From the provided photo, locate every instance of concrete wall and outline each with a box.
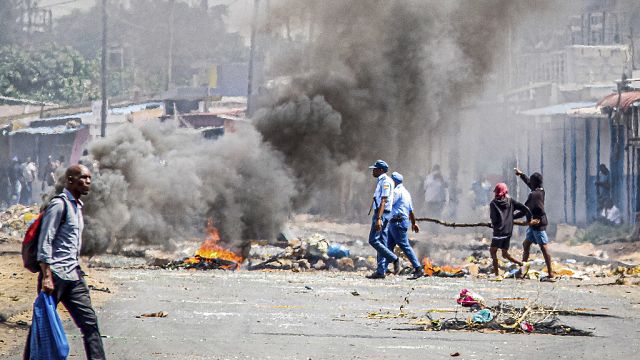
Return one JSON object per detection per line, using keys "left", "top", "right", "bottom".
{"left": 566, "top": 45, "right": 631, "bottom": 84}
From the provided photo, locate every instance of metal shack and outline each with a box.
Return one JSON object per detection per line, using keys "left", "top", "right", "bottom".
{"left": 7, "top": 116, "right": 90, "bottom": 166}
{"left": 597, "top": 90, "right": 640, "bottom": 225}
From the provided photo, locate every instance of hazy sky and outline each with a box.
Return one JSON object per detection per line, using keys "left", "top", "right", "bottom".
{"left": 38, "top": 0, "right": 254, "bottom": 36}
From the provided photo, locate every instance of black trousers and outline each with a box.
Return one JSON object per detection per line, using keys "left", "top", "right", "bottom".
{"left": 24, "top": 269, "right": 106, "bottom": 360}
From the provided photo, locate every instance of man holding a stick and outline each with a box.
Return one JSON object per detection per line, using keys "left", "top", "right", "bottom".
{"left": 489, "top": 183, "right": 532, "bottom": 279}
{"left": 515, "top": 168, "right": 555, "bottom": 282}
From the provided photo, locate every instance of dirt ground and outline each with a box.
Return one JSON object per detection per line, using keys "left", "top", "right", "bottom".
{"left": 0, "top": 236, "right": 113, "bottom": 358}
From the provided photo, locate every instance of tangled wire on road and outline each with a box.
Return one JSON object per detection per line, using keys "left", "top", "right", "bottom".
{"left": 424, "top": 303, "right": 598, "bottom": 336}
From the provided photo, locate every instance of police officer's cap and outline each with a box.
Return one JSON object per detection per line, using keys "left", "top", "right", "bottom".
{"left": 368, "top": 159, "right": 389, "bottom": 172}
{"left": 391, "top": 171, "right": 403, "bottom": 184}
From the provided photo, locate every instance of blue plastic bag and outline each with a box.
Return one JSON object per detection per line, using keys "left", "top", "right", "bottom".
{"left": 30, "top": 292, "right": 69, "bottom": 360}
{"left": 472, "top": 309, "right": 494, "bottom": 324}
{"left": 327, "top": 244, "right": 350, "bottom": 259}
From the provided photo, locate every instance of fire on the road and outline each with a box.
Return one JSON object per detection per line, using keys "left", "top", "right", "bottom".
{"left": 180, "top": 220, "right": 243, "bottom": 270}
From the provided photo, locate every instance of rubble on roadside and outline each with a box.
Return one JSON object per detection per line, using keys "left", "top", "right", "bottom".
{"left": 246, "top": 233, "right": 375, "bottom": 272}
{"left": 379, "top": 288, "right": 600, "bottom": 336}
{"left": 0, "top": 204, "right": 39, "bottom": 239}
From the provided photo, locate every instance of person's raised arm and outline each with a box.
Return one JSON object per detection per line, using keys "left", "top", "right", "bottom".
{"left": 514, "top": 168, "right": 534, "bottom": 191}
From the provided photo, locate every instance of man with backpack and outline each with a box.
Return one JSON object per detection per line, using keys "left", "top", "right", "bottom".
{"left": 24, "top": 164, "right": 106, "bottom": 360}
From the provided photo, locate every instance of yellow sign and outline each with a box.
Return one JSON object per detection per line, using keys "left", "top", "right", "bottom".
{"left": 209, "top": 65, "right": 218, "bottom": 88}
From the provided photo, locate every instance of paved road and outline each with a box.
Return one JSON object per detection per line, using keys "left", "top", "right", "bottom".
{"left": 9, "top": 270, "right": 640, "bottom": 359}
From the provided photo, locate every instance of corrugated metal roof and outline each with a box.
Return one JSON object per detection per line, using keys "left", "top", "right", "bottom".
{"left": 110, "top": 102, "right": 162, "bottom": 115}
{"left": 597, "top": 91, "right": 640, "bottom": 111}
{"left": 567, "top": 106, "right": 605, "bottom": 117}
{"left": 518, "top": 102, "right": 597, "bottom": 116}
{"left": 9, "top": 124, "right": 85, "bottom": 135}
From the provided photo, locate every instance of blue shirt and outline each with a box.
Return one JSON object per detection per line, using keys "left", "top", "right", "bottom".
{"left": 391, "top": 184, "right": 414, "bottom": 218}
{"left": 372, "top": 173, "right": 394, "bottom": 219}
{"left": 37, "top": 189, "right": 84, "bottom": 281}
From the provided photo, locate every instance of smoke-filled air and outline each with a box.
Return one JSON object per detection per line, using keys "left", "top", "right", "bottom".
{"left": 253, "top": 0, "right": 564, "bottom": 220}
{"left": 79, "top": 123, "right": 295, "bottom": 255}
{"left": 73, "top": 0, "right": 569, "bottom": 252}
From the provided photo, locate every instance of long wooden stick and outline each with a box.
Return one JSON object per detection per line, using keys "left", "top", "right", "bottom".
{"left": 415, "top": 218, "right": 531, "bottom": 228}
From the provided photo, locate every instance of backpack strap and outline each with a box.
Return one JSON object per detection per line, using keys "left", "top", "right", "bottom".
{"left": 48, "top": 194, "right": 68, "bottom": 226}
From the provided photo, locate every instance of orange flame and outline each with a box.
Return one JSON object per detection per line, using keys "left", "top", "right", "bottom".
{"left": 184, "top": 220, "right": 243, "bottom": 267}
{"left": 422, "top": 257, "right": 462, "bottom": 276}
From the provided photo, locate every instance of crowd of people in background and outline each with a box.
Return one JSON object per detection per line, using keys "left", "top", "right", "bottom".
{"left": 0, "top": 155, "right": 65, "bottom": 208}
{"left": 421, "top": 162, "right": 622, "bottom": 229}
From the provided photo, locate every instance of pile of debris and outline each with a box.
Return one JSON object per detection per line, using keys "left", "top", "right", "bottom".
{"left": 0, "top": 204, "right": 39, "bottom": 241}
{"left": 609, "top": 265, "right": 640, "bottom": 285}
{"left": 374, "top": 289, "right": 598, "bottom": 336}
{"left": 422, "top": 303, "right": 594, "bottom": 336}
{"left": 418, "top": 288, "right": 596, "bottom": 335}
{"left": 246, "top": 233, "right": 376, "bottom": 272}
{"left": 457, "top": 253, "right": 639, "bottom": 282}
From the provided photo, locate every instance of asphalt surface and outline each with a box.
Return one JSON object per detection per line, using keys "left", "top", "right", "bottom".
{"left": 8, "top": 270, "right": 640, "bottom": 360}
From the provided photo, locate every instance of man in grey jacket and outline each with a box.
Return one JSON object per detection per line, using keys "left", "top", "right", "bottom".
{"left": 24, "top": 164, "right": 106, "bottom": 360}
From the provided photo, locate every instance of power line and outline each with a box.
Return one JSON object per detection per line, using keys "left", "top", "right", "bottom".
{"left": 39, "top": 0, "right": 80, "bottom": 8}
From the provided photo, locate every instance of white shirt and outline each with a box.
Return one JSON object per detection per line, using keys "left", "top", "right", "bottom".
{"left": 601, "top": 205, "right": 622, "bottom": 225}
{"left": 24, "top": 162, "right": 37, "bottom": 182}
{"left": 424, "top": 171, "right": 447, "bottom": 203}
{"left": 391, "top": 184, "right": 413, "bottom": 218}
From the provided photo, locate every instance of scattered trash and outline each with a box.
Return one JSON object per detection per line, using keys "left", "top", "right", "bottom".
{"left": 504, "top": 267, "right": 521, "bottom": 278}
{"left": 450, "top": 352, "right": 460, "bottom": 357}
{"left": 418, "top": 303, "right": 595, "bottom": 336}
{"left": 564, "top": 259, "right": 577, "bottom": 264}
{"left": 611, "top": 265, "right": 640, "bottom": 276}
{"left": 327, "top": 244, "right": 350, "bottom": 259}
{"left": 307, "top": 234, "right": 329, "bottom": 260}
{"left": 554, "top": 268, "right": 575, "bottom": 276}
{"left": 88, "top": 285, "right": 111, "bottom": 293}
{"left": 520, "top": 321, "right": 534, "bottom": 332}
{"left": 136, "top": 311, "right": 168, "bottom": 318}
{"left": 304, "top": 285, "right": 313, "bottom": 290}
{"left": 0, "top": 204, "right": 40, "bottom": 235}
{"left": 337, "top": 257, "right": 355, "bottom": 271}
{"left": 367, "top": 311, "right": 409, "bottom": 319}
{"left": 351, "top": 290, "right": 360, "bottom": 296}
{"left": 472, "top": 309, "right": 494, "bottom": 323}
{"left": 456, "top": 289, "right": 485, "bottom": 307}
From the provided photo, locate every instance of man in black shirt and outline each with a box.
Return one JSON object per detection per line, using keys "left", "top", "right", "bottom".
{"left": 515, "top": 168, "right": 555, "bottom": 282}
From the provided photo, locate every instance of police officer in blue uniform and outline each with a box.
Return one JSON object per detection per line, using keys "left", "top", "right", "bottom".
{"left": 366, "top": 160, "right": 400, "bottom": 279}
{"left": 388, "top": 172, "right": 423, "bottom": 279}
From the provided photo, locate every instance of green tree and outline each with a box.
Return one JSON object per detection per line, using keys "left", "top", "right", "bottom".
{"left": 53, "top": 0, "right": 248, "bottom": 95}
{"left": 0, "top": 44, "right": 99, "bottom": 104}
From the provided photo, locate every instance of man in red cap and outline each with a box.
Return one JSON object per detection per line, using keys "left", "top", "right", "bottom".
{"left": 489, "top": 183, "right": 532, "bottom": 279}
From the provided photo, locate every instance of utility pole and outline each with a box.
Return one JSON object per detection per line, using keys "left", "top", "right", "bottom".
{"left": 100, "top": 0, "right": 108, "bottom": 138}
{"left": 246, "top": 0, "right": 260, "bottom": 117}
{"left": 167, "top": 0, "right": 175, "bottom": 91}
